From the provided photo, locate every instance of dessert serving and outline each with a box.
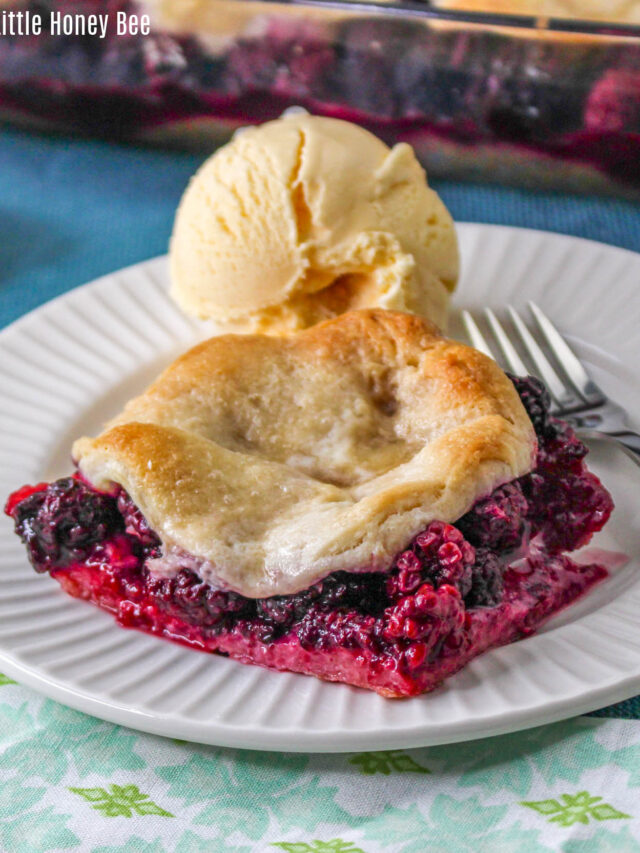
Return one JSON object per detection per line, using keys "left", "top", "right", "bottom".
{"left": 5, "top": 309, "right": 613, "bottom": 697}
{"left": 3, "top": 114, "right": 616, "bottom": 699}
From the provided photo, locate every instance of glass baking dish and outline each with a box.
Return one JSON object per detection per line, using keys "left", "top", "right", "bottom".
{"left": 0, "top": 0, "right": 638, "bottom": 195}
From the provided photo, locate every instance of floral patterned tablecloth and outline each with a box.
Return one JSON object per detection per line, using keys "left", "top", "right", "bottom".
{"left": 1, "top": 127, "right": 639, "bottom": 852}
{"left": 2, "top": 673, "right": 640, "bottom": 852}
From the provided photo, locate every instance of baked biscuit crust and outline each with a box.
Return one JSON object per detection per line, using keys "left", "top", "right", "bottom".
{"left": 73, "top": 309, "right": 536, "bottom": 597}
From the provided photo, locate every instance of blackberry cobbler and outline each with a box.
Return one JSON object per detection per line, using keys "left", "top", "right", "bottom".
{"left": 5, "top": 310, "right": 613, "bottom": 697}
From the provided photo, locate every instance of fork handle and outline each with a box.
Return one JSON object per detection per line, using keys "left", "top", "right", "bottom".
{"left": 579, "top": 429, "right": 640, "bottom": 467}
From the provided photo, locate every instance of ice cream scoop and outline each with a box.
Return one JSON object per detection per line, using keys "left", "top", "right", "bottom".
{"left": 169, "top": 113, "right": 459, "bottom": 333}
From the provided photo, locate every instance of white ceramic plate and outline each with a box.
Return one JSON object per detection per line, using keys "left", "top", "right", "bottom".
{"left": 1, "top": 224, "right": 639, "bottom": 752}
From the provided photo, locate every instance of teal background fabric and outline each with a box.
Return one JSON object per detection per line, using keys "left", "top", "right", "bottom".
{"left": 1, "top": 126, "right": 640, "bottom": 330}
{"left": 2, "top": 126, "right": 640, "bottom": 852}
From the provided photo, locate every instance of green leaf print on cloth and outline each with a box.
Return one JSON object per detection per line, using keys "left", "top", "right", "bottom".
{"left": 272, "top": 842, "right": 365, "bottom": 853}
{"left": 0, "top": 673, "right": 16, "bottom": 685}
{"left": 0, "top": 699, "right": 145, "bottom": 784}
{"left": 0, "top": 777, "right": 79, "bottom": 853}
{"left": 156, "top": 750, "right": 361, "bottom": 839}
{"left": 69, "top": 784, "right": 173, "bottom": 818}
{"left": 521, "top": 792, "right": 631, "bottom": 827}
{"left": 349, "top": 751, "right": 430, "bottom": 775}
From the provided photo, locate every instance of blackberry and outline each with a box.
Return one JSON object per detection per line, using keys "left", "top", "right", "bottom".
{"left": 524, "top": 469, "right": 614, "bottom": 555}
{"left": 484, "top": 42, "right": 592, "bottom": 142}
{"left": 584, "top": 69, "right": 640, "bottom": 134}
{"left": 116, "top": 489, "right": 161, "bottom": 557}
{"left": 255, "top": 570, "right": 387, "bottom": 639}
{"left": 331, "top": 18, "right": 423, "bottom": 117}
{"left": 464, "top": 549, "right": 503, "bottom": 609}
{"left": 224, "top": 20, "right": 334, "bottom": 101}
{"left": 509, "top": 373, "right": 554, "bottom": 438}
{"left": 147, "top": 568, "right": 254, "bottom": 630}
{"left": 317, "top": 571, "right": 387, "bottom": 614}
{"left": 296, "top": 607, "right": 381, "bottom": 654}
{"left": 457, "top": 482, "right": 528, "bottom": 551}
{"left": 394, "top": 31, "right": 491, "bottom": 123}
{"left": 383, "top": 581, "right": 466, "bottom": 665}
{"left": 413, "top": 522, "right": 476, "bottom": 598}
{"left": 256, "top": 589, "right": 316, "bottom": 636}
{"left": 10, "top": 477, "right": 122, "bottom": 571}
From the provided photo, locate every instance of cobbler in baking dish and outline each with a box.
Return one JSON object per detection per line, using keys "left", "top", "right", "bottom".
{"left": 5, "top": 310, "right": 613, "bottom": 697}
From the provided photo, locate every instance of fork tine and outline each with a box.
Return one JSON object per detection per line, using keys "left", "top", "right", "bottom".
{"left": 484, "top": 309, "right": 528, "bottom": 376}
{"left": 507, "top": 306, "right": 581, "bottom": 410}
{"left": 528, "top": 303, "right": 605, "bottom": 404}
{"left": 461, "top": 310, "right": 494, "bottom": 360}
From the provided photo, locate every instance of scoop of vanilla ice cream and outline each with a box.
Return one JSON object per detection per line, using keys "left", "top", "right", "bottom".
{"left": 170, "top": 114, "right": 459, "bottom": 333}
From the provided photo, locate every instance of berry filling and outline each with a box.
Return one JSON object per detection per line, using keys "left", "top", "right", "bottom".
{"left": 5, "top": 376, "right": 613, "bottom": 697}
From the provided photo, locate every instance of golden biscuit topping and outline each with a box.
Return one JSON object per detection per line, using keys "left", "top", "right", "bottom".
{"left": 74, "top": 310, "right": 535, "bottom": 597}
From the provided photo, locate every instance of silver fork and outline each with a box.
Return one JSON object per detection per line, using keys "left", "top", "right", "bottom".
{"left": 461, "top": 302, "right": 640, "bottom": 467}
